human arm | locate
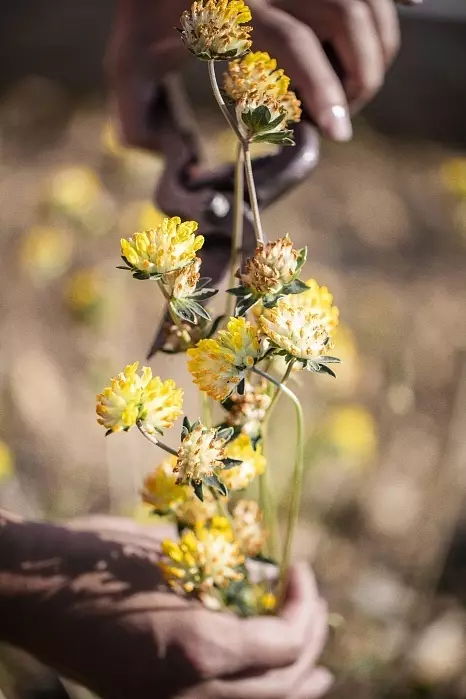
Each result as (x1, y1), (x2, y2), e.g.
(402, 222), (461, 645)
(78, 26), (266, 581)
(0, 512), (332, 699)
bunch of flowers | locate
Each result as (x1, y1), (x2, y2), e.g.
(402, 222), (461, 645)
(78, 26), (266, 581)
(96, 0), (341, 616)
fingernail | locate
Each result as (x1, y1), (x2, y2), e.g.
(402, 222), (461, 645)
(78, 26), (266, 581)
(320, 105), (352, 142)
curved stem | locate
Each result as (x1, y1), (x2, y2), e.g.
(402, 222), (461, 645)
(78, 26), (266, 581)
(136, 420), (178, 456)
(225, 143), (245, 320)
(253, 366), (304, 600)
(208, 60), (244, 142)
(263, 361), (295, 425)
(243, 143), (265, 245)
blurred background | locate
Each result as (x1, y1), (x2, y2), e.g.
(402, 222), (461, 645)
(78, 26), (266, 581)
(1, 1), (466, 698)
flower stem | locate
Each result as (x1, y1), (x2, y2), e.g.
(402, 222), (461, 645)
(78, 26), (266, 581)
(201, 392), (212, 428)
(252, 366), (304, 600)
(211, 487), (235, 530)
(225, 142), (245, 319)
(244, 143), (265, 245)
(157, 280), (191, 344)
(208, 60), (244, 143)
(136, 420), (178, 456)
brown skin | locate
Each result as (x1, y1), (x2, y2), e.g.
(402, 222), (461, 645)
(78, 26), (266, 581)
(0, 512), (332, 699)
(106, 0), (406, 149)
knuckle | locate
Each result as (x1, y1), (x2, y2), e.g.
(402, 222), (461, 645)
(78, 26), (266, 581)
(346, 1), (372, 26)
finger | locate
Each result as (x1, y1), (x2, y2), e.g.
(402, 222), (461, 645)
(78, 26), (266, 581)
(292, 667), (334, 699)
(362, 0), (401, 65)
(252, 4), (352, 142)
(328, 0), (385, 107)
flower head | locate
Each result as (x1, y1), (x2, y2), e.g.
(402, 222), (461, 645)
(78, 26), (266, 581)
(174, 421), (233, 496)
(233, 500), (267, 556)
(180, 0), (252, 61)
(160, 522), (244, 597)
(224, 379), (271, 439)
(120, 217), (203, 278)
(142, 456), (218, 524)
(96, 362), (183, 434)
(223, 434), (266, 491)
(188, 317), (263, 400)
(259, 298), (332, 363)
(163, 258), (201, 299)
(289, 278), (339, 334)
(239, 235), (304, 295)
(224, 51), (301, 144)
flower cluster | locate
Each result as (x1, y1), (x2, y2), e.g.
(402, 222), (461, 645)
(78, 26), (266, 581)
(222, 379), (272, 441)
(223, 434), (266, 491)
(120, 216), (204, 279)
(96, 362), (183, 434)
(224, 51), (301, 144)
(187, 317), (263, 400)
(180, 0), (252, 60)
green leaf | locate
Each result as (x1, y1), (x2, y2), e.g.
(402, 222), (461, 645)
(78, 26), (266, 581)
(221, 457), (242, 470)
(316, 364), (337, 378)
(295, 247), (307, 273)
(132, 271), (151, 281)
(196, 277), (213, 291)
(253, 130), (295, 146)
(317, 356), (341, 364)
(171, 300), (196, 324)
(191, 288), (218, 302)
(187, 300), (212, 321)
(207, 315), (225, 339)
(241, 110), (255, 129)
(262, 293), (281, 309)
(116, 265), (131, 271)
(105, 429), (113, 437)
(237, 378), (245, 395)
(236, 294), (259, 317)
(226, 286), (250, 298)
(251, 105), (272, 129)
(282, 279), (309, 295)
(204, 474), (228, 497)
(216, 426), (235, 443)
(193, 481), (204, 502)
(191, 419), (201, 431)
(265, 112), (287, 131)
(183, 416), (192, 432)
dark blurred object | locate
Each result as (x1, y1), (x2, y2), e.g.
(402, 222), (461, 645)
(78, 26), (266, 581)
(436, 519), (466, 606)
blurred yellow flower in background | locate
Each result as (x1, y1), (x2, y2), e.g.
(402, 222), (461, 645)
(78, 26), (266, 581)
(96, 362), (183, 434)
(160, 521), (244, 597)
(232, 499), (267, 556)
(64, 267), (105, 321)
(180, 0), (252, 61)
(117, 201), (166, 238)
(442, 158), (466, 199)
(45, 166), (101, 214)
(223, 434), (266, 491)
(20, 226), (73, 282)
(0, 441), (14, 482)
(320, 404), (378, 465)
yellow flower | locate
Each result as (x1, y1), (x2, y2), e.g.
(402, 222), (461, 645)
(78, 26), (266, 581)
(160, 522), (244, 595)
(289, 278), (340, 334)
(163, 257), (201, 299)
(142, 456), (218, 524)
(180, 0), (252, 61)
(442, 158), (466, 199)
(175, 423), (227, 486)
(96, 362), (183, 434)
(120, 216), (204, 278)
(239, 235), (303, 295)
(232, 499), (267, 556)
(0, 441), (14, 482)
(224, 52), (301, 142)
(45, 166), (101, 214)
(260, 297), (332, 362)
(20, 226), (73, 282)
(223, 434), (266, 491)
(321, 404), (378, 465)
(188, 317), (263, 400)
(64, 267), (104, 316)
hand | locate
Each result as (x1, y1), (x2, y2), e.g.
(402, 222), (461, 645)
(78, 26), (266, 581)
(250, 0), (401, 140)
(0, 514), (332, 699)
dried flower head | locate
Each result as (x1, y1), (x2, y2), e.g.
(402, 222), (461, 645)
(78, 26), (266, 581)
(224, 52), (301, 144)
(180, 0), (252, 61)
(259, 298), (333, 364)
(233, 500), (267, 556)
(142, 456), (218, 524)
(240, 235), (304, 295)
(224, 379), (271, 439)
(162, 259), (218, 325)
(160, 522), (244, 597)
(96, 362), (183, 434)
(223, 434), (266, 491)
(187, 317), (263, 400)
(120, 217), (203, 279)
(163, 258), (201, 299)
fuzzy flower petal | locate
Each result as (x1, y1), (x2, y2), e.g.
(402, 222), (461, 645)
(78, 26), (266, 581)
(233, 500), (267, 557)
(160, 522), (244, 596)
(223, 434), (266, 491)
(162, 257), (201, 299)
(239, 234), (301, 295)
(96, 362), (183, 434)
(121, 216), (203, 277)
(224, 379), (271, 439)
(188, 317), (263, 400)
(259, 298), (331, 361)
(289, 278), (339, 334)
(175, 423), (227, 485)
(180, 0), (252, 61)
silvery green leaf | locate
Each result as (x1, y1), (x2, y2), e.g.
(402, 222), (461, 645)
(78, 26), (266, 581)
(216, 426), (235, 442)
(204, 474), (228, 497)
(316, 356), (341, 364)
(281, 279), (309, 295)
(221, 457), (242, 470)
(316, 364), (337, 378)
(227, 286), (250, 298)
(193, 481), (204, 502)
